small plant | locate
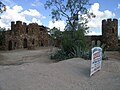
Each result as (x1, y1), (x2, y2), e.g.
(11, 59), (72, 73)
(50, 48), (70, 61)
(83, 40), (106, 60)
(50, 28), (87, 61)
(70, 45), (83, 58)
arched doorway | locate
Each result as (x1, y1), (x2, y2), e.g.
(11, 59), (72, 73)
(8, 40), (12, 50)
(23, 38), (27, 48)
(41, 41), (44, 46)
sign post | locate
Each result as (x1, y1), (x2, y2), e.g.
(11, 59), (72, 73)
(90, 47), (102, 76)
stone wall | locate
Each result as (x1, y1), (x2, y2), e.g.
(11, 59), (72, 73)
(87, 18), (118, 51)
(102, 18), (118, 50)
(1, 18), (119, 51)
(4, 21), (50, 50)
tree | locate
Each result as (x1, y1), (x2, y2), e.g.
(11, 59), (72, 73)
(0, 1), (6, 13)
(45, 0), (95, 60)
(49, 27), (62, 46)
(45, 0), (95, 31)
(0, 1), (6, 19)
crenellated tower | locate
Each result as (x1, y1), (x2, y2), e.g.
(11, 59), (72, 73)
(102, 18), (118, 50)
(3, 20), (50, 50)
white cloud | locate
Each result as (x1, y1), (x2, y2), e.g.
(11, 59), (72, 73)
(86, 31), (101, 36)
(117, 3), (120, 9)
(31, 0), (43, 7)
(48, 20), (66, 31)
(12, 5), (23, 12)
(0, 5), (45, 29)
(21, 9), (46, 19)
(87, 3), (115, 35)
(32, 18), (42, 25)
(21, 9), (40, 17)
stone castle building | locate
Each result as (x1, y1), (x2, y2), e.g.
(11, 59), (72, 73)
(0, 18), (118, 51)
(4, 21), (50, 50)
(87, 18), (118, 50)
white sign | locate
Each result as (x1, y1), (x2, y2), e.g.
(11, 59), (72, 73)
(90, 47), (102, 76)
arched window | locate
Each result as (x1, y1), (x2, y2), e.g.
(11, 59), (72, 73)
(112, 27), (114, 33)
(26, 27), (28, 33)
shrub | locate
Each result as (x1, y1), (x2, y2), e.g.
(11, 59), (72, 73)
(83, 40), (106, 60)
(50, 27), (87, 61)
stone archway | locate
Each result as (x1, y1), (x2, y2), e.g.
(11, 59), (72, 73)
(23, 38), (27, 48)
(8, 40), (12, 50)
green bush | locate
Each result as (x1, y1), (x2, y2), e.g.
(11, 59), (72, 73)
(50, 27), (87, 61)
(51, 49), (68, 61)
(118, 47), (120, 52)
(83, 40), (106, 60)
(50, 24), (107, 61)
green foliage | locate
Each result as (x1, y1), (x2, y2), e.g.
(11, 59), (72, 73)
(50, 31), (107, 61)
(83, 40), (106, 60)
(51, 48), (70, 61)
(70, 45), (83, 58)
(49, 27), (62, 46)
(0, 1), (6, 14)
(0, 1), (6, 19)
(45, 0), (95, 31)
(118, 40), (120, 44)
(50, 27), (87, 61)
(49, 27), (62, 38)
(45, 0), (96, 61)
(118, 47), (120, 53)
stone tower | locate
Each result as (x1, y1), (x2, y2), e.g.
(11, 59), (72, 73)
(3, 21), (50, 50)
(102, 18), (118, 50)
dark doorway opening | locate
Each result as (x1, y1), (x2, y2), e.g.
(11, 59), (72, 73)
(23, 38), (27, 48)
(14, 42), (16, 49)
(8, 40), (12, 50)
(32, 39), (35, 45)
(41, 41), (44, 46)
(112, 28), (114, 33)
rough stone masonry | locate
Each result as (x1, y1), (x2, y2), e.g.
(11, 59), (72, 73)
(0, 18), (118, 51)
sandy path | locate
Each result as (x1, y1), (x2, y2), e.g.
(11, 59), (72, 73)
(0, 48), (120, 90)
(105, 51), (120, 60)
(0, 47), (53, 65)
(0, 59), (120, 90)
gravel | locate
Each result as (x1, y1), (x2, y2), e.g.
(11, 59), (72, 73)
(0, 48), (120, 90)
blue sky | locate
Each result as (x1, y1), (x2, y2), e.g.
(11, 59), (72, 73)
(0, 0), (120, 36)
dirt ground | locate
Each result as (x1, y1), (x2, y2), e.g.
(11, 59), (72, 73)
(104, 51), (120, 60)
(0, 47), (120, 90)
(0, 47), (54, 65)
